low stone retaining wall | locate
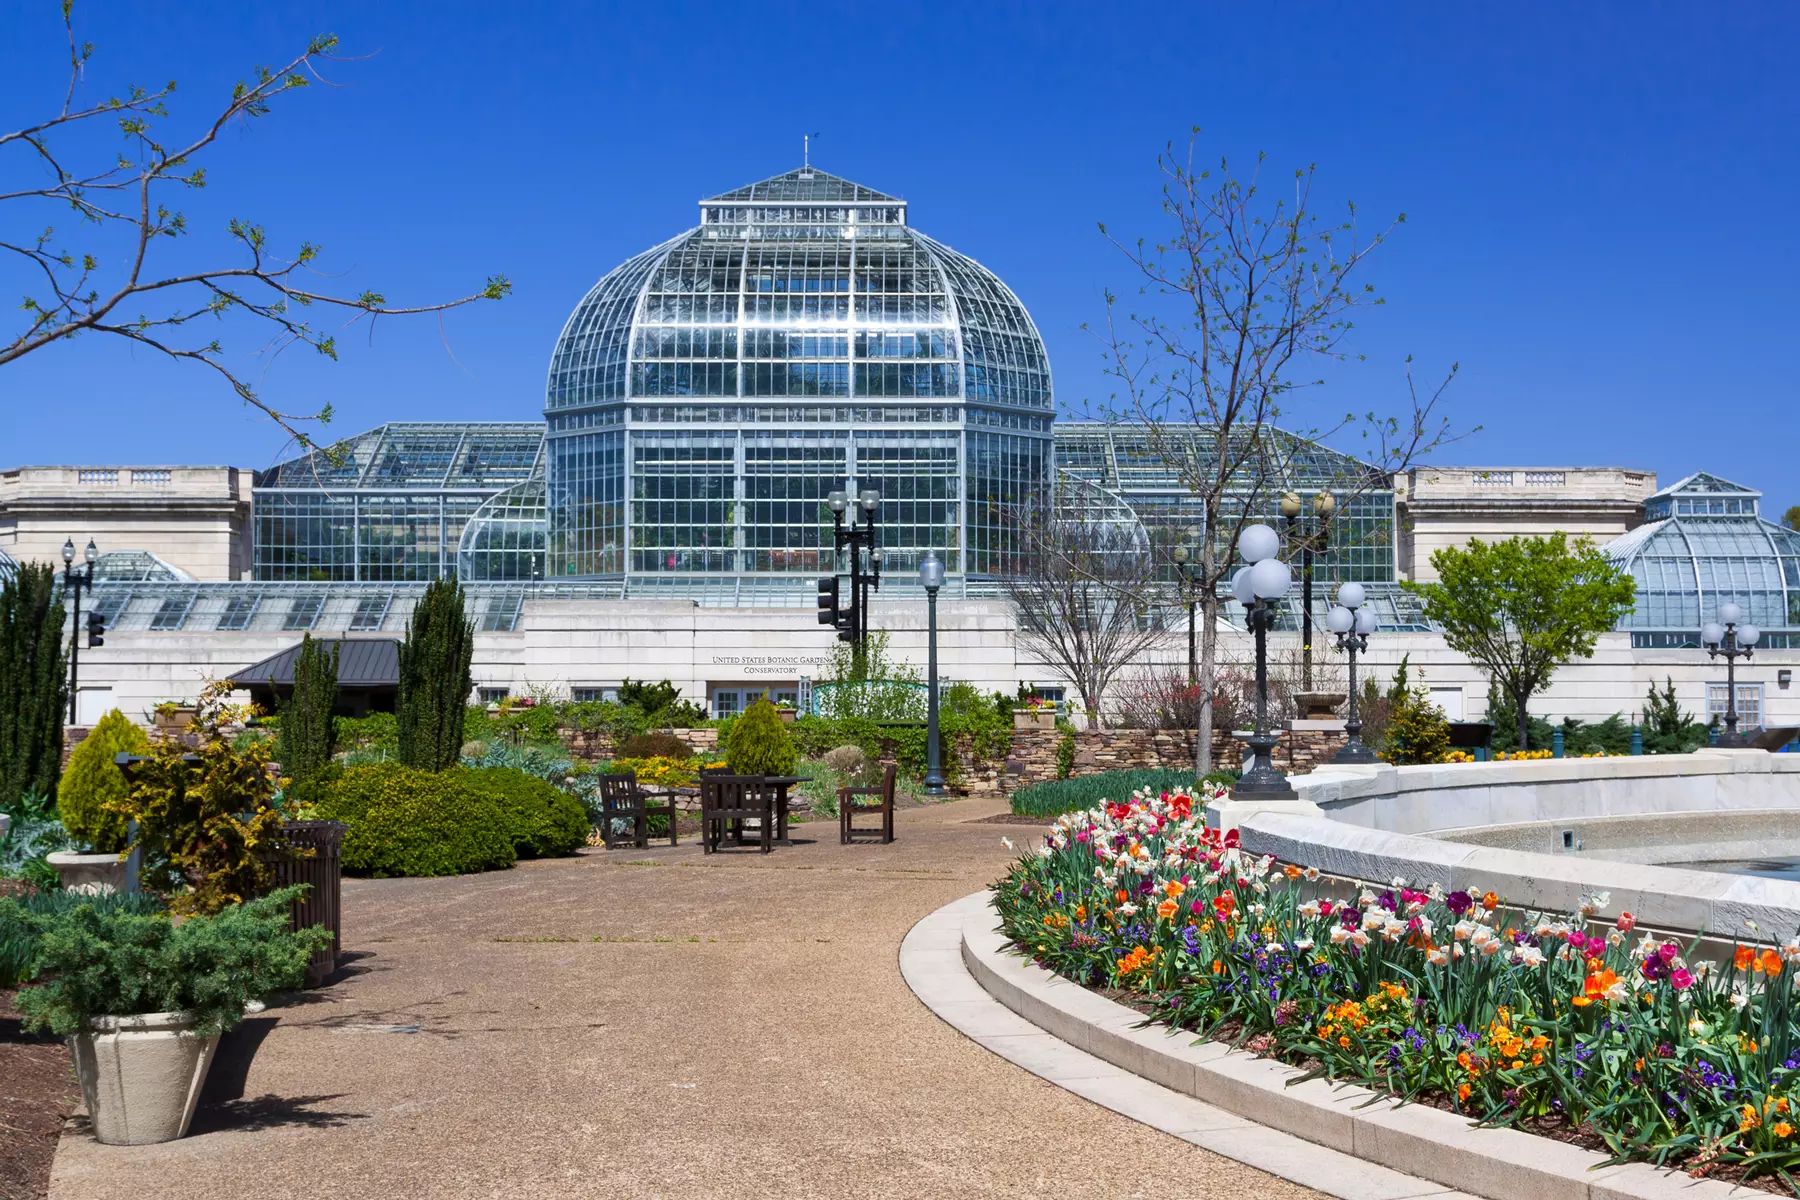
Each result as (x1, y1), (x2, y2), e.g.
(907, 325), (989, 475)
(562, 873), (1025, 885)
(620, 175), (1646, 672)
(1003, 725), (1345, 789)
(947, 895), (1739, 1200)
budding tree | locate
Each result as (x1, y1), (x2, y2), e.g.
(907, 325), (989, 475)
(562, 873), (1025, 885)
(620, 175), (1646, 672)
(1096, 134), (1464, 772)
(1, 4), (510, 451)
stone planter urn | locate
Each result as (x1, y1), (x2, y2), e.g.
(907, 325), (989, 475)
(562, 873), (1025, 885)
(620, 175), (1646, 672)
(152, 707), (197, 731)
(1013, 709), (1057, 731)
(45, 850), (135, 896)
(1293, 692), (1346, 720)
(777, 708), (797, 724)
(70, 1011), (220, 1145)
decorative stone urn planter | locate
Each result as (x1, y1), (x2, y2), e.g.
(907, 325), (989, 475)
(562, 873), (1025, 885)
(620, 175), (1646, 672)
(777, 708), (797, 724)
(1013, 709), (1057, 731)
(70, 1011), (220, 1145)
(45, 850), (134, 896)
(152, 707), (197, 731)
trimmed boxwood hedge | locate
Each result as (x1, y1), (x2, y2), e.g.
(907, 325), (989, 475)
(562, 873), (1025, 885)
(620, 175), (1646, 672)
(307, 763), (516, 878)
(453, 766), (588, 860)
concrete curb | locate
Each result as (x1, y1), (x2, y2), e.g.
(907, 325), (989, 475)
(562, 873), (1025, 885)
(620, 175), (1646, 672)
(928, 891), (1756, 1200)
(902, 892), (1479, 1200)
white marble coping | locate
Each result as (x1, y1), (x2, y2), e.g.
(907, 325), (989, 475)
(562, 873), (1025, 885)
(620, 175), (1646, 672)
(1237, 809), (1800, 938)
(942, 893), (1751, 1200)
(1293, 749), (1800, 810)
(901, 892), (1477, 1200)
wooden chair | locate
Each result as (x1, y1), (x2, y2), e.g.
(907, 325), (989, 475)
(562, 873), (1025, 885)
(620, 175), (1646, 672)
(839, 763), (898, 845)
(598, 770), (677, 849)
(700, 774), (774, 854)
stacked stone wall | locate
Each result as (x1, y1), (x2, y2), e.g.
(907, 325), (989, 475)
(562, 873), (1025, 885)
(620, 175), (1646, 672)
(1002, 726), (1346, 791)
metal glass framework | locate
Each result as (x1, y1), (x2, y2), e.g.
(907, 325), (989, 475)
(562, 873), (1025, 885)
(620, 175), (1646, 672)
(1606, 472), (1800, 645)
(253, 423), (546, 582)
(542, 168), (1055, 587)
(1052, 422), (1399, 587)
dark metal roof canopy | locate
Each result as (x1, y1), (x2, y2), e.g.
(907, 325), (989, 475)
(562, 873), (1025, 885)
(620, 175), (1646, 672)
(228, 637), (400, 689)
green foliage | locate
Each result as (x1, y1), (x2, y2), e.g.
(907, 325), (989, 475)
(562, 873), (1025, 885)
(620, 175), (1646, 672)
(0, 889), (165, 986)
(453, 766), (588, 859)
(6, 887), (329, 1037)
(120, 682), (284, 916)
(618, 731), (694, 761)
(1, 788), (68, 889)
(1356, 674), (1393, 755)
(276, 634), (338, 776)
(1643, 677), (1711, 755)
(308, 762), (515, 878)
(1406, 534), (1635, 749)
(396, 577), (474, 771)
(726, 698), (797, 776)
(815, 632), (927, 721)
(56, 710), (149, 853)
(1382, 684), (1450, 765)
(782, 682), (1012, 785)
(0, 562), (68, 808)
(335, 710), (397, 754)
(1055, 732), (1076, 780)
(1011, 768), (1208, 818)
(1484, 682), (1554, 754)
(1785, 504), (1800, 532)
(557, 700), (645, 739)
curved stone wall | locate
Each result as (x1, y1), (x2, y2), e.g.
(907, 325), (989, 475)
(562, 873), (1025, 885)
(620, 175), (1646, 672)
(1210, 748), (1800, 938)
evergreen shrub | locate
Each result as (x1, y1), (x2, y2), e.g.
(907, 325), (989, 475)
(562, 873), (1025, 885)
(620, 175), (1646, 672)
(726, 698), (797, 776)
(277, 634), (338, 777)
(0, 562), (67, 807)
(396, 578), (474, 771)
(1011, 768), (1214, 819)
(56, 709), (149, 853)
(454, 766), (588, 859)
(309, 762), (515, 878)
(617, 731), (694, 761)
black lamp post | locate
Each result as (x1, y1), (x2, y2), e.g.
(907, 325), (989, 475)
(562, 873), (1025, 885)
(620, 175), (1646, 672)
(920, 550), (947, 796)
(1702, 601), (1759, 747)
(62, 537), (99, 725)
(1228, 523), (1297, 800)
(1171, 524), (1203, 685)
(826, 487), (882, 646)
(1324, 582), (1381, 764)
(1279, 489), (1334, 692)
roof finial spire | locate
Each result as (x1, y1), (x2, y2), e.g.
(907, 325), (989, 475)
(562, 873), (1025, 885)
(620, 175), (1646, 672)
(804, 131), (820, 169)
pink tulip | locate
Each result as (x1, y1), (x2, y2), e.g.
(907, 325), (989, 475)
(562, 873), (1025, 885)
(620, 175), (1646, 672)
(1659, 941), (1679, 964)
(1671, 967), (1694, 990)
(1617, 912), (1636, 932)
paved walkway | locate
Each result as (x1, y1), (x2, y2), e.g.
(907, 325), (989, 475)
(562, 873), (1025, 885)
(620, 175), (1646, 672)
(50, 797), (1327, 1200)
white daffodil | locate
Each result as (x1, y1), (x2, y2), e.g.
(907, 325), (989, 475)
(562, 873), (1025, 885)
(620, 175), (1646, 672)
(1293, 937), (1315, 952)
(1001, 837), (1014, 850)
(1427, 947), (1450, 966)
(1118, 903), (1139, 916)
(1517, 945), (1546, 967)
(1299, 901), (1322, 919)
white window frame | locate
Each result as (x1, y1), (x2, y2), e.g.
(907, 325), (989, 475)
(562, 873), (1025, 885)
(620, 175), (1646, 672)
(1707, 682), (1764, 729)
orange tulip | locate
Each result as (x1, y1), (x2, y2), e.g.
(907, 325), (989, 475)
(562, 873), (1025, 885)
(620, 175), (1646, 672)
(1737, 945), (1755, 971)
(1761, 949), (1784, 978)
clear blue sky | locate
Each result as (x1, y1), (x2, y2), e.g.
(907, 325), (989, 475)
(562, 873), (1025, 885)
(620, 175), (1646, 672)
(3, 2), (1795, 517)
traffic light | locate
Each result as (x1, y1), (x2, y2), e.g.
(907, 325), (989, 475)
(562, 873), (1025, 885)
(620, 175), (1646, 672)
(816, 576), (840, 629)
(86, 608), (105, 648)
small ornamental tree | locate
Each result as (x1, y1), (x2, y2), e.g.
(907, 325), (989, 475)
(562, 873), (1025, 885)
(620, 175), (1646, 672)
(726, 698), (797, 777)
(113, 680), (284, 916)
(1642, 677), (1711, 755)
(276, 634), (339, 778)
(1405, 534), (1635, 751)
(396, 578), (474, 772)
(57, 709), (151, 852)
(0, 562), (68, 807)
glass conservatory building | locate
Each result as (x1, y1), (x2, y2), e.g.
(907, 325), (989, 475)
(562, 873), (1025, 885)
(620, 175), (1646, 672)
(1605, 472), (1800, 649)
(541, 168), (1054, 598)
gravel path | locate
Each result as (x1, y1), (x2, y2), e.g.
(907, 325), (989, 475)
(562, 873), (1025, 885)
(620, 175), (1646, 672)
(48, 797), (1326, 1200)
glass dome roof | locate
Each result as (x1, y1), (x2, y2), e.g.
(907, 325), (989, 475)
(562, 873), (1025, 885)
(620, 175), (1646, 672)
(1605, 472), (1800, 633)
(545, 168), (1051, 418)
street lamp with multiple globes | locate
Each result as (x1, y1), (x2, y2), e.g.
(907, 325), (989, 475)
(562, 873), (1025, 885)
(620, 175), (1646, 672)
(824, 488), (882, 645)
(1278, 489), (1334, 691)
(1228, 523), (1297, 800)
(1701, 601), (1759, 747)
(1324, 582), (1381, 763)
(61, 537), (100, 725)
(919, 551), (947, 796)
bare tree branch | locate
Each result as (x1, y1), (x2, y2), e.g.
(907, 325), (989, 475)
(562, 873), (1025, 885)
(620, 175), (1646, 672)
(1, 3), (511, 451)
(1088, 132), (1475, 771)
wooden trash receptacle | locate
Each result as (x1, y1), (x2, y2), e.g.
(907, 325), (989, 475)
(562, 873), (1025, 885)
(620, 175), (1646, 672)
(261, 820), (346, 988)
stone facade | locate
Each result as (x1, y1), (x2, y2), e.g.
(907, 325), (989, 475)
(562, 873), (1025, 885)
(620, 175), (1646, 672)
(0, 464), (252, 582)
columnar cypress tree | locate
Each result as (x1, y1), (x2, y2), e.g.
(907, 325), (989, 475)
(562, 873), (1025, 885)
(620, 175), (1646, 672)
(0, 563), (69, 805)
(396, 577), (473, 771)
(277, 633), (339, 777)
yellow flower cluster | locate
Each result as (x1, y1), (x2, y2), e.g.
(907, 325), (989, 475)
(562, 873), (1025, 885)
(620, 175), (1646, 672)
(1495, 749), (1553, 761)
(1439, 750), (1475, 763)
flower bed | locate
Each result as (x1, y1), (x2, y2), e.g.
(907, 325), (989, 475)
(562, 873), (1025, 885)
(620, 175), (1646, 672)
(993, 785), (1800, 1190)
